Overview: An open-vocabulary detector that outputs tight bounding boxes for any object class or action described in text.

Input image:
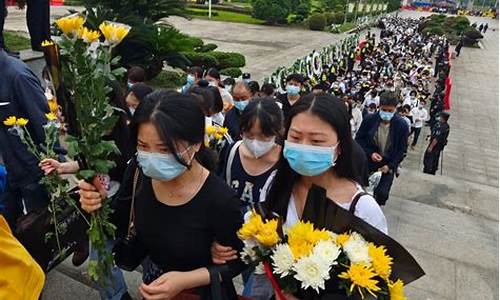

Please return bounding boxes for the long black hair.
[265,93,358,218]
[130,89,215,170]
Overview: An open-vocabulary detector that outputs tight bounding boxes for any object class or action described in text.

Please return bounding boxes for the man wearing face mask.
[223,81,253,141]
[276,73,304,121]
[356,92,409,206]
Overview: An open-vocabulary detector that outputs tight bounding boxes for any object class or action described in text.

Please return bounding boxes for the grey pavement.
[4,7,499,300]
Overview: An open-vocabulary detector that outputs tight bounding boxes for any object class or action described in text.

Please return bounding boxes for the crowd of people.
[0,14,452,300]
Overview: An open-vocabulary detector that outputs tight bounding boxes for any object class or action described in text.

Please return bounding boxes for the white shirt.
[403,96,418,108]
[363,95,380,108]
[411,107,428,128]
[257,175,388,235]
[284,185,388,234]
[351,107,363,138]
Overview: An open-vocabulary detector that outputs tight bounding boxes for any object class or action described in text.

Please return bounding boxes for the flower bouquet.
[238,211,409,299]
[205,125,231,153]
[3,114,89,270]
[47,14,130,283]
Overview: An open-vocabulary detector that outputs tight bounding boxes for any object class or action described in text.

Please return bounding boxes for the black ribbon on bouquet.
[301,185,425,285]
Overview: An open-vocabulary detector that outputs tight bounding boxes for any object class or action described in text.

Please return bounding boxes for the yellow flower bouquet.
[238,211,409,299]
[48,13,131,284]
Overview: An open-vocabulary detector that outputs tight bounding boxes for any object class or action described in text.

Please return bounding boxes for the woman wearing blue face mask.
[212,94,387,300]
[78,90,245,299]
[266,93,387,233]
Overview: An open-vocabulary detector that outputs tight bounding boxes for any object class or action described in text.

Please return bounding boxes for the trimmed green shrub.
[333,12,344,24]
[308,13,327,31]
[148,70,186,89]
[198,43,218,53]
[220,67,243,78]
[183,52,219,68]
[188,3,253,15]
[251,0,290,24]
[210,51,246,69]
[324,12,335,25]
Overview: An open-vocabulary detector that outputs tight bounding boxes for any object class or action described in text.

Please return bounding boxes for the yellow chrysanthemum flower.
[16,118,29,126]
[238,211,264,240]
[389,279,407,300]
[287,221,315,244]
[338,264,381,298]
[217,127,229,135]
[81,27,101,43]
[308,228,331,244]
[99,21,130,45]
[3,116,16,126]
[45,112,57,121]
[55,15,85,36]
[214,133,223,140]
[368,243,393,280]
[288,240,314,260]
[255,219,280,247]
[336,232,351,247]
[48,99,58,113]
[41,40,54,47]
[206,126,216,136]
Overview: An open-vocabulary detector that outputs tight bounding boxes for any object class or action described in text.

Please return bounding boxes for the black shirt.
[277,93,300,121]
[112,165,245,290]
[223,107,242,141]
[431,122,450,149]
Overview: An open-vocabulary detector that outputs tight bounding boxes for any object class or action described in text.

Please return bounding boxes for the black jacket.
[355,112,409,171]
[0,50,49,188]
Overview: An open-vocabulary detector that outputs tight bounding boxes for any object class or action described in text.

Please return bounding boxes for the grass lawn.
[187,8,265,25]
[4,32,31,51]
[337,22,356,33]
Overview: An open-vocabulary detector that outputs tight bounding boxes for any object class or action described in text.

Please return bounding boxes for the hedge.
[308,13,327,31]
[198,43,218,53]
[324,12,335,25]
[220,67,243,78]
[183,52,219,68]
[209,51,246,69]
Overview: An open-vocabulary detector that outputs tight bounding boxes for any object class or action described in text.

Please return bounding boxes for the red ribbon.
[263,261,287,300]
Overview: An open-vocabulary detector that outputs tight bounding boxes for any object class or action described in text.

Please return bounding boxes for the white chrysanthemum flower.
[293,255,331,293]
[240,239,258,263]
[271,244,295,277]
[328,231,338,241]
[343,232,371,265]
[312,240,341,266]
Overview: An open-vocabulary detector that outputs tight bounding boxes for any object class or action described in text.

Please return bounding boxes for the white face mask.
[129,107,136,116]
[243,136,276,158]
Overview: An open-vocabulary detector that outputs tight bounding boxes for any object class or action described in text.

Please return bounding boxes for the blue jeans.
[90,239,128,300]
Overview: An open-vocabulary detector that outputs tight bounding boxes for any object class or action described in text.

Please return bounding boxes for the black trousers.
[0,181,49,231]
[410,127,422,146]
[423,147,442,175]
[369,160,395,206]
[27,0,50,50]
[0,0,5,49]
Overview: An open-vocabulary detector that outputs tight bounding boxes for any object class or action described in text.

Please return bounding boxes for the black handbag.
[15,188,90,272]
[112,168,148,271]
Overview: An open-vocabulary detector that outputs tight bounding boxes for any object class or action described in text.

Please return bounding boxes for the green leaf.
[79,169,96,180]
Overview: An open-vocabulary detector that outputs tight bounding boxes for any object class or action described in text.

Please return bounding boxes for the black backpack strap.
[349,192,369,214]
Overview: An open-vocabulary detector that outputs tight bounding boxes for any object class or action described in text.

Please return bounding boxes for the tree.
[252,0,290,24]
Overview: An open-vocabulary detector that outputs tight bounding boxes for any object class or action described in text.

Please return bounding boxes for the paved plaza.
[4,7,499,300]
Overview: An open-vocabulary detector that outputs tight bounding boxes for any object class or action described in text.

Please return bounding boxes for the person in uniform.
[423,112,450,175]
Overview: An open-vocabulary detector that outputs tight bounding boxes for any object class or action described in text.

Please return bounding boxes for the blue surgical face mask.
[187,74,195,85]
[283,141,338,177]
[136,149,191,181]
[286,85,301,96]
[234,100,249,112]
[379,110,395,121]
[127,81,134,89]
